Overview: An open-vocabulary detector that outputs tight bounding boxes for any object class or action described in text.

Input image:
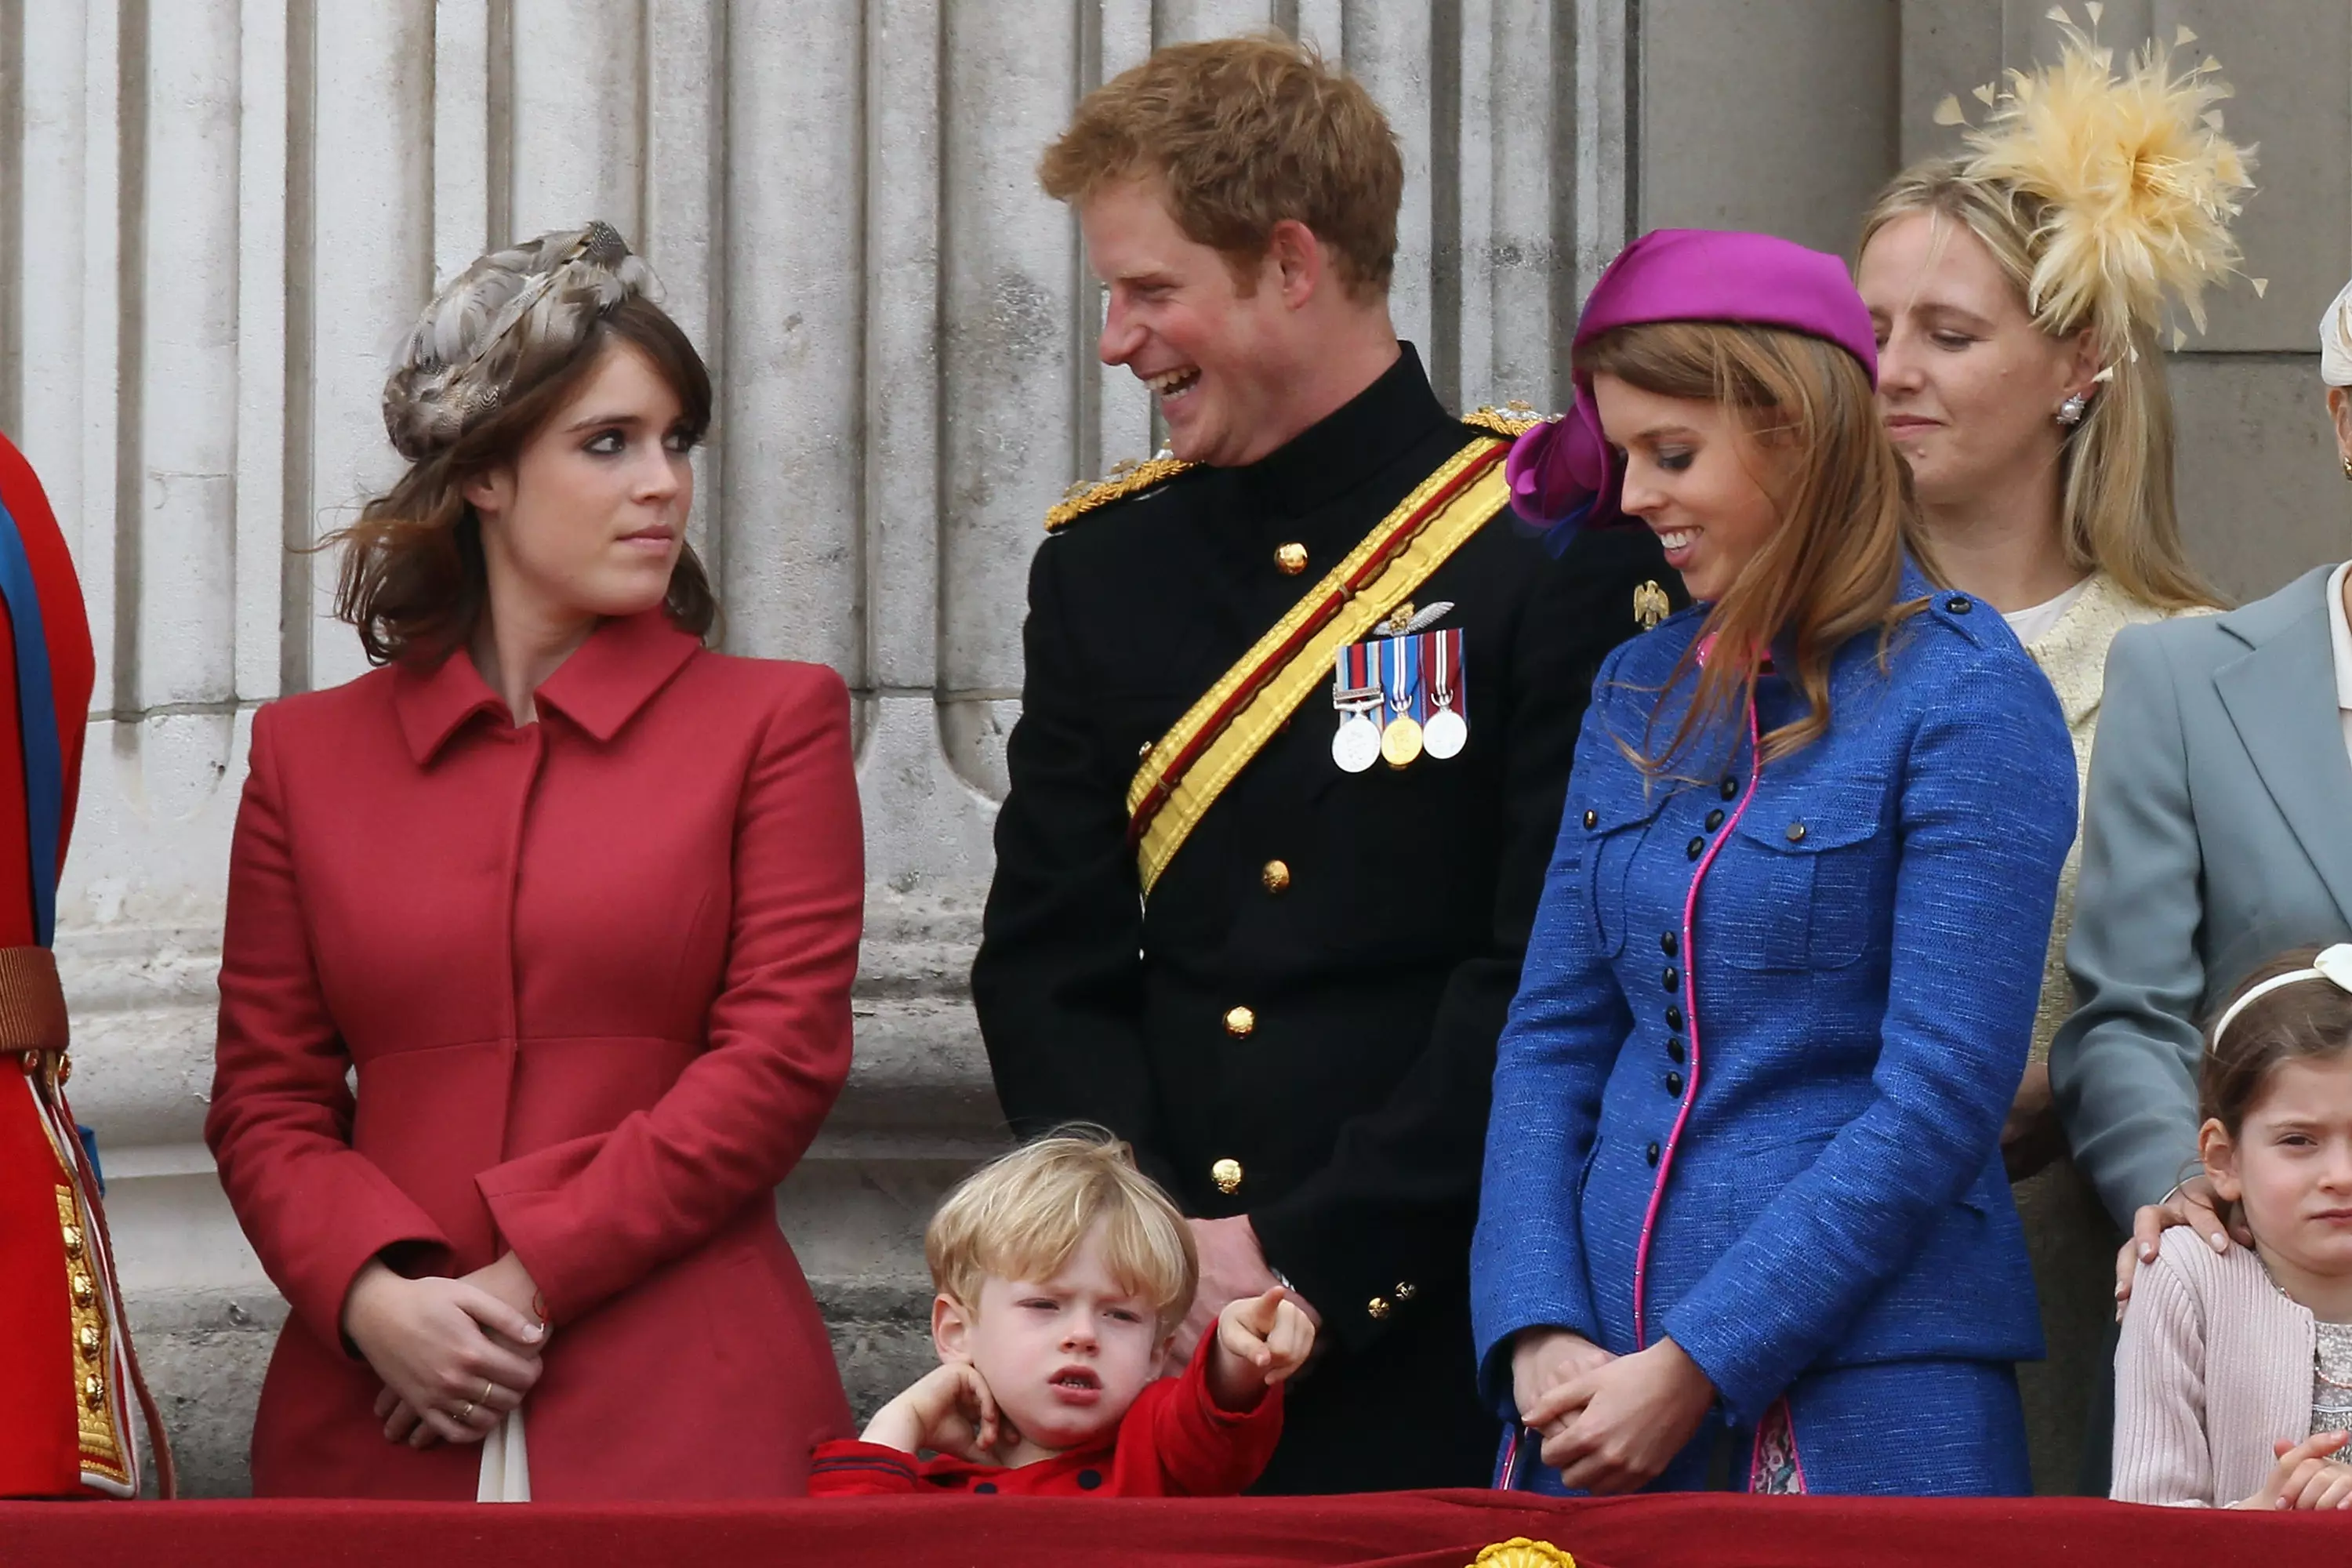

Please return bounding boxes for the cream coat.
[2013,572,2206,1494]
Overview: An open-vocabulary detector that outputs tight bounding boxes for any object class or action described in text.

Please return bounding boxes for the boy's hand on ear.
[1207,1287,1316,1410]
[860,1362,1004,1461]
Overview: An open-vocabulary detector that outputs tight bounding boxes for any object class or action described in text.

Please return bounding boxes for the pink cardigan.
[2114,1227,2320,1506]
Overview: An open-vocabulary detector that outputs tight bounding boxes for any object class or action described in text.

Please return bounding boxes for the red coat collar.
[391,610,702,764]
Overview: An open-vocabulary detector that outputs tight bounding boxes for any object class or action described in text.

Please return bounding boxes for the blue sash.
[0,498,60,949]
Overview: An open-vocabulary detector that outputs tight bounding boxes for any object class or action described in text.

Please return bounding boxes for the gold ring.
[458,1399,477,1422]
[480,1379,495,1407]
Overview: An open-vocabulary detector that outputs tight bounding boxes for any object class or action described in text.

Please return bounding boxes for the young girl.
[2114,946,2352,1508]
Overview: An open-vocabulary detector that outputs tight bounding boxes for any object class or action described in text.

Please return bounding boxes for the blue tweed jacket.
[1472,563,2076,1429]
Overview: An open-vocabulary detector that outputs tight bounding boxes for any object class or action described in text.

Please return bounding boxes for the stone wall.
[3,0,2346,1494]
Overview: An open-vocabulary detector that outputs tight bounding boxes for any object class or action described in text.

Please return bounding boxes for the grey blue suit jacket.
[2053,564,2352,1230]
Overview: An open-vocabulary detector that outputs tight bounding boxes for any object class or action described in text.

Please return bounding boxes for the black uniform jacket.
[973,346,1679,1489]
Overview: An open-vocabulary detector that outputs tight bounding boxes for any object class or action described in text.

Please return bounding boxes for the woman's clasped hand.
[341,1255,547,1449]
[1512,1329,1715,1494]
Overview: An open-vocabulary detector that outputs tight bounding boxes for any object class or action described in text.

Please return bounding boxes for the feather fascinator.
[1940,10,2255,355]
[384,221,660,462]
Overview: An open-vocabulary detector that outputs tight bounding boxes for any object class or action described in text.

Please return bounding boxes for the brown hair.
[1577,321,1922,772]
[2201,948,2352,1137]
[1860,160,2223,613]
[1039,34,1401,299]
[330,295,717,666]
[926,1127,1198,1336]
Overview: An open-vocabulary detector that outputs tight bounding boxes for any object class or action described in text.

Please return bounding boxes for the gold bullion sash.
[1126,435,1510,897]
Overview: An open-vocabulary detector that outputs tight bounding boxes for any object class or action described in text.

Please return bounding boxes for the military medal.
[1423,626,1467,760]
[1330,644,1383,773]
[1380,634,1423,768]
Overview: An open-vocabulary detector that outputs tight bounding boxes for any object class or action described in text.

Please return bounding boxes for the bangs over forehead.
[927,1131,1199,1334]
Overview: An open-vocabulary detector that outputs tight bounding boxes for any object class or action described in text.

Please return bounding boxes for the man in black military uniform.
[971,34,1679,1493]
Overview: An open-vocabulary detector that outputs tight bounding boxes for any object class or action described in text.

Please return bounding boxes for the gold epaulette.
[1461,399,1552,438]
[1044,449,1197,532]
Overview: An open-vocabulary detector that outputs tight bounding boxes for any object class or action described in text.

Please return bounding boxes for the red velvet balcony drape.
[0,1488,2323,1567]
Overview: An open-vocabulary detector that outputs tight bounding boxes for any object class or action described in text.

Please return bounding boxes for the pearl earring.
[2056,394,2088,427]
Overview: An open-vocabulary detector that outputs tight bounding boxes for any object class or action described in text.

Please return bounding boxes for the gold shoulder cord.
[1461,400,1551,439]
[1044,451,1198,532]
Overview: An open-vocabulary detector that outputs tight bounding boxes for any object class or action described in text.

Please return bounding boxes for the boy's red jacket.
[810,1334,1283,1497]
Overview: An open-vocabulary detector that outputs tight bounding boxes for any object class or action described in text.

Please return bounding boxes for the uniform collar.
[1225,342,1453,518]
[392,608,702,764]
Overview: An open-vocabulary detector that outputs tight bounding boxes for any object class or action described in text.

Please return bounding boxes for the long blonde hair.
[1577,321,1919,773]
[1860,162,2221,612]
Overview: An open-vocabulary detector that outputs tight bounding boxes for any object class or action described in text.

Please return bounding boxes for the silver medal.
[1333,712,1382,772]
[1423,626,1468,760]
[1423,706,1467,760]
[1331,646,1385,773]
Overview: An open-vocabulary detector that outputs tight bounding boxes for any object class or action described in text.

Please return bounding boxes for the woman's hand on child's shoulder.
[862,1361,1004,1461]
[2238,1432,2352,1510]
[1208,1287,1316,1411]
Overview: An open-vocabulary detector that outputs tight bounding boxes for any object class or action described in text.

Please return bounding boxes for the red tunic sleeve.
[0,433,93,943]
[807,1440,925,1496]
[474,666,862,1322]
[1109,1329,1286,1496]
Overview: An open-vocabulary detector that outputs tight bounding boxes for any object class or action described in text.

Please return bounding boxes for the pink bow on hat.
[1506,227,1877,554]
[1504,401,1614,547]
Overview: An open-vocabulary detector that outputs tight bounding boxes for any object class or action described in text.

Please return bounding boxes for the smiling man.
[971,34,1677,1493]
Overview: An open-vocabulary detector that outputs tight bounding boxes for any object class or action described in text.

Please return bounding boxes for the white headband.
[2321,277,2352,387]
[2212,944,2352,1047]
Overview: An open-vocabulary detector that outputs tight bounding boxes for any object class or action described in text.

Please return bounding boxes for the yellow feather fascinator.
[1941,10,2256,354]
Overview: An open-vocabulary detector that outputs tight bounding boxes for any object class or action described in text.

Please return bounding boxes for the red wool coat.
[204,611,861,1499]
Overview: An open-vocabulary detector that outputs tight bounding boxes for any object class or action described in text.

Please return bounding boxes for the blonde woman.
[1855,26,2250,1494]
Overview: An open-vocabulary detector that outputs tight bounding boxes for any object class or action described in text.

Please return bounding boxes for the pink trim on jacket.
[1630,695,1762,1350]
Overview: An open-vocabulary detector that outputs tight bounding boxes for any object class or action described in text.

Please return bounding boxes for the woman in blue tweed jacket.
[1472,230,2075,1497]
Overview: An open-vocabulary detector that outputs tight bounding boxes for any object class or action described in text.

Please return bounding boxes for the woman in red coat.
[204,223,860,1500]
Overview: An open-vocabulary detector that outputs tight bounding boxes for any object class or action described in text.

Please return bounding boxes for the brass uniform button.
[1224,1006,1256,1038]
[1211,1158,1243,1195]
[1261,859,1291,893]
[1276,543,1309,575]
[82,1374,105,1410]
[1395,1281,1417,1301]
[61,1224,83,1258]
[78,1324,100,1361]
[1367,1296,1392,1321]
[70,1272,93,1308]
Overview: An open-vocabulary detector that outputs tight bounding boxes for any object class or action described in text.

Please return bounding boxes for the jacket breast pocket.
[1579,792,1668,958]
[1719,793,1889,972]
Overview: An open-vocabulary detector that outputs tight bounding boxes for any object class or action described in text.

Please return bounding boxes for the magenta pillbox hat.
[1506,228,1878,545]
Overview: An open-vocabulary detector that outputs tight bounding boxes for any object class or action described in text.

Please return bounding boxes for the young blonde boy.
[809,1132,1314,1496]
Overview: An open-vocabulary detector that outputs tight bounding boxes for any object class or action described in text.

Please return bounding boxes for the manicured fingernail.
[2140,1243,2155,1261]
[2211,1232,2229,1252]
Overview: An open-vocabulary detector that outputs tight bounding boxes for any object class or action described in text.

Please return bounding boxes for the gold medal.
[1381,714,1424,768]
